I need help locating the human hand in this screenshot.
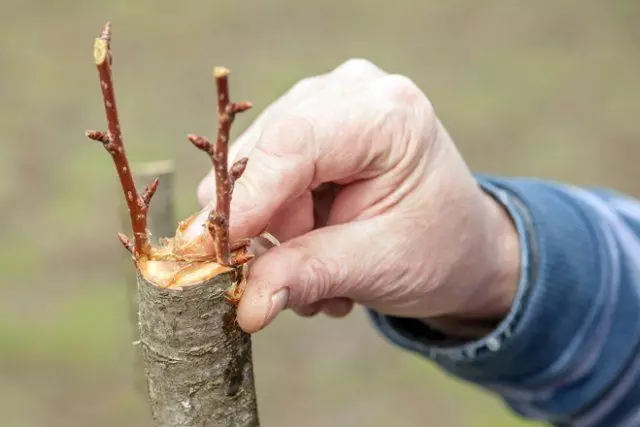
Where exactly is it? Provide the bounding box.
[197,59,521,334]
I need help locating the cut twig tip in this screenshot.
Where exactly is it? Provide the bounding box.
[213,66,230,78]
[94,22,112,65]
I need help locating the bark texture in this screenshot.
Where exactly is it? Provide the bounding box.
[137,271,259,427]
[122,161,177,396]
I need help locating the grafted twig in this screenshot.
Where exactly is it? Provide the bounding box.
[87,22,155,258]
[188,68,252,265]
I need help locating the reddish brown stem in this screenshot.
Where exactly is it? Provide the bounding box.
[88,22,152,258]
[212,68,233,265]
[207,210,228,263]
[117,232,134,254]
[188,68,251,265]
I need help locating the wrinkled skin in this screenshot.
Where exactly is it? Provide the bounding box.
[196,59,521,334]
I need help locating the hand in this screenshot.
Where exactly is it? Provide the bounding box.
[197,59,521,334]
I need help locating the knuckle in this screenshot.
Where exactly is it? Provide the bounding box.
[333,58,381,78]
[378,74,424,105]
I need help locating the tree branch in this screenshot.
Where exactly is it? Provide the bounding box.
[87,22,154,258]
[187,68,251,265]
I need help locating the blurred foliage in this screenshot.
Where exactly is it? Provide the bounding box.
[1,0,639,425]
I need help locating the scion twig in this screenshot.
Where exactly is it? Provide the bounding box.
[188,68,251,265]
[86,22,156,258]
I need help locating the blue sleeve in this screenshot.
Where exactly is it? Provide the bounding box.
[368,175,640,426]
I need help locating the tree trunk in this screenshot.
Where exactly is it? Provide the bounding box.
[136,270,259,427]
[121,161,177,396]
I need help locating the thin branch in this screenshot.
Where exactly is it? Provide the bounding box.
[117,232,134,254]
[188,68,251,265]
[88,22,151,258]
[211,67,233,265]
[207,210,227,263]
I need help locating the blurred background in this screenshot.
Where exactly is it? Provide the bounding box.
[2,0,639,426]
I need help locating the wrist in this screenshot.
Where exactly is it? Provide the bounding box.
[478,189,521,317]
[422,187,521,337]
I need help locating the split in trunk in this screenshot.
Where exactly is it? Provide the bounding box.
[87,22,269,426]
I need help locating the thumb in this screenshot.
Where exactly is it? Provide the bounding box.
[236,218,386,333]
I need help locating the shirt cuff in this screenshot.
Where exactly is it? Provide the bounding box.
[367,177,535,367]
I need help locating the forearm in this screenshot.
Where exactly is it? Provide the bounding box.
[369,176,640,426]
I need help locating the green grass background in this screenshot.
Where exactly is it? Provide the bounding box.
[2,0,639,425]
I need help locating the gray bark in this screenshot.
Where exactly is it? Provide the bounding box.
[121,161,177,395]
[136,271,259,427]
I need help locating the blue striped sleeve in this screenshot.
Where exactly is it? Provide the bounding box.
[368,176,640,426]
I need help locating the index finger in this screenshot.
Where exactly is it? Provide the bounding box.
[228,74,420,240]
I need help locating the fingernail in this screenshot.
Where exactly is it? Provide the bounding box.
[263,288,289,328]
